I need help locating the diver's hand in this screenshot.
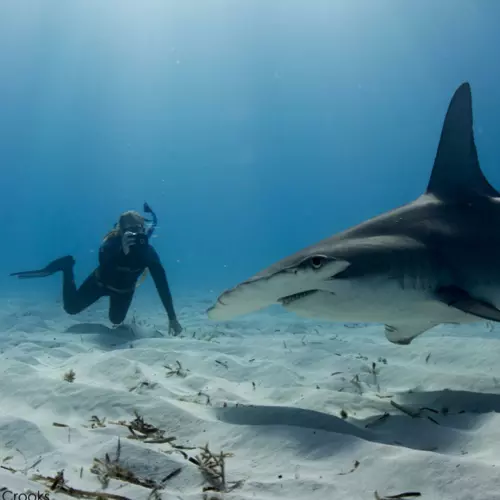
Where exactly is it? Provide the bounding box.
[169,318,183,336]
[122,231,137,255]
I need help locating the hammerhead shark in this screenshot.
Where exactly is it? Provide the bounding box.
[207,82,500,345]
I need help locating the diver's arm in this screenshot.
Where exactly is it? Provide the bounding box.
[147,247,178,321]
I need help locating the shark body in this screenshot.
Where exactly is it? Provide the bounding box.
[207,82,500,345]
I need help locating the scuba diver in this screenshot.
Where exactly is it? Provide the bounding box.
[10,203,183,335]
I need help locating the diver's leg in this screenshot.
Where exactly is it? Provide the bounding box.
[108,292,134,325]
[63,268,106,315]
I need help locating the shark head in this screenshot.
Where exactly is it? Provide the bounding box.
[207,244,351,320]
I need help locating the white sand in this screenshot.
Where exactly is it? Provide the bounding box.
[1,291,500,499]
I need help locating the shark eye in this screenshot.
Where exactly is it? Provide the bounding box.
[310,256,325,269]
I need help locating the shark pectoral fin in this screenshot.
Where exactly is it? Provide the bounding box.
[384,323,436,345]
[436,285,500,322]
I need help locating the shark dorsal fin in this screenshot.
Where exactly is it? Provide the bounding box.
[426,82,499,201]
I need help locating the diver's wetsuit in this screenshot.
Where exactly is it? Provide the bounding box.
[62,234,177,325]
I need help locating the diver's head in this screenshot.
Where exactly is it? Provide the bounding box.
[118,211,146,235]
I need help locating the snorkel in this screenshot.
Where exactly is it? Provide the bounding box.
[143,202,158,238]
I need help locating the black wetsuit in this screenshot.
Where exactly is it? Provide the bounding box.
[62,234,178,325]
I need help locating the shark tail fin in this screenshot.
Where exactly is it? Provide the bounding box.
[426,82,499,201]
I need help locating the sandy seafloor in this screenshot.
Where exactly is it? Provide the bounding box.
[0,290,500,500]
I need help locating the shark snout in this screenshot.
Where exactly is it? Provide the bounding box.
[207,269,330,320]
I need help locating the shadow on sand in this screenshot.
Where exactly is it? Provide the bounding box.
[64,322,137,347]
[214,388,500,457]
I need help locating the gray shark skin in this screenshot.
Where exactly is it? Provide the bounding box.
[207,82,500,345]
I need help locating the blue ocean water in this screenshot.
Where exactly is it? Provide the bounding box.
[1,0,499,311]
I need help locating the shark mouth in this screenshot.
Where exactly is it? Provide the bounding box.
[279,290,318,305]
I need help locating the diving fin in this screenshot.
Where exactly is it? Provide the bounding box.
[11,269,57,279]
[437,285,500,322]
[10,256,75,279]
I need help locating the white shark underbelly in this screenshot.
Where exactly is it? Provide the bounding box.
[284,277,475,325]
